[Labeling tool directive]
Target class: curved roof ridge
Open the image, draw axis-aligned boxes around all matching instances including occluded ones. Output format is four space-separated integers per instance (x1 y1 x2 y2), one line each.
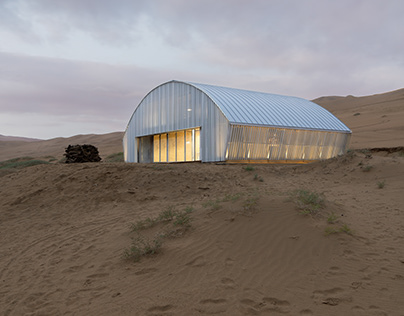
184 81 351 133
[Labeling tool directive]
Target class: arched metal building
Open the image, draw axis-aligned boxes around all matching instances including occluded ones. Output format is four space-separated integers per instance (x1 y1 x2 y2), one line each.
123 80 351 163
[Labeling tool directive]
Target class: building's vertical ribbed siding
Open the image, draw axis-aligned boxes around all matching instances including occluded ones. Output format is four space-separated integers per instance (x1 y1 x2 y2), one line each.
123 82 229 162
226 124 351 161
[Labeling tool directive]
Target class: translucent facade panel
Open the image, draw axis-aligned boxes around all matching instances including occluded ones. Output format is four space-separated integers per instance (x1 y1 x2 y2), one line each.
195 128 200 161
176 130 185 162
145 128 201 163
186 130 193 161
226 125 350 161
160 133 167 162
153 135 160 162
168 132 176 162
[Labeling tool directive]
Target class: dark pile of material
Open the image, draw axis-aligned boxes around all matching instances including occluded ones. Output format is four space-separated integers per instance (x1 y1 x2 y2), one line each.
64 144 102 163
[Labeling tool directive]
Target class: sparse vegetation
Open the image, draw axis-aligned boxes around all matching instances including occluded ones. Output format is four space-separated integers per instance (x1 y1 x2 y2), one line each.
202 199 222 210
130 216 157 232
290 189 325 215
125 206 194 262
104 152 124 162
324 227 339 235
362 165 373 172
123 234 163 262
0 157 50 171
244 165 254 171
221 193 242 202
242 196 259 213
253 174 264 182
339 224 352 234
327 212 339 224
325 224 353 235
377 180 385 189
131 206 193 232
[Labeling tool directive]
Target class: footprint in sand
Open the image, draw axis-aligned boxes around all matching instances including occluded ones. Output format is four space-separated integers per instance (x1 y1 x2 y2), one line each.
197 298 228 314
239 296 291 314
312 287 352 306
134 267 157 275
147 304 175 315
220 277 236 289
185 255 206 267
299 309 313 315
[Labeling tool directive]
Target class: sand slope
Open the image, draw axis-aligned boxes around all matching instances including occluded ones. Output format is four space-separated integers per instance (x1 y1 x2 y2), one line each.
313 88 404 149
1 88 404 315
1 150 403 315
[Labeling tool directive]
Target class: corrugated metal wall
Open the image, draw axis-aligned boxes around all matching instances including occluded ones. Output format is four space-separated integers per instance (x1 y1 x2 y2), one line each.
124 81 229 162
226 125 351 161
124 80 351 163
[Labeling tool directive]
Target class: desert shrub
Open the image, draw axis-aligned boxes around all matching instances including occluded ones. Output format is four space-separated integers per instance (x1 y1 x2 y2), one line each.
325 224 353 235
125 206 194 261
327 212 338 224
362 165 373 172
253 174 264 182
222 193 242 202
290 189 325 215
123 234 163 262
243 197 259 212
130 217 157 232
202 200 222 210
377 180 385 189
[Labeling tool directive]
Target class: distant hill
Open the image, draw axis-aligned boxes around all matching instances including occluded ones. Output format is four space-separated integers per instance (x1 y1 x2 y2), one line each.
0 132 124 162
0 135 42 142
312 88 404 149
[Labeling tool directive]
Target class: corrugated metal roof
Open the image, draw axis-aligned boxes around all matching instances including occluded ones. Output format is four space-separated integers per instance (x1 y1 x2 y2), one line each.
185 81 351 133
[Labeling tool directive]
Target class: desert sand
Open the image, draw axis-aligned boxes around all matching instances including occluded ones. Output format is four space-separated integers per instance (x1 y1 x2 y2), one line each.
1 89 404 315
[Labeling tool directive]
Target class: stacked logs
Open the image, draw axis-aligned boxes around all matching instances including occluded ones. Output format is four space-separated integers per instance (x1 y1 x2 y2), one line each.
64 144 102 163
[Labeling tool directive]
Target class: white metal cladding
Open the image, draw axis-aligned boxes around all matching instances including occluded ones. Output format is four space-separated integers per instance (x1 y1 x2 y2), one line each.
226 125 351 161
124 80 352 163
124 81 229 162
188 82 351 133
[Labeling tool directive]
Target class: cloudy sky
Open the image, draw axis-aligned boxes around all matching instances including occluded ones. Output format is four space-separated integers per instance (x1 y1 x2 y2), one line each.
1 0 403 139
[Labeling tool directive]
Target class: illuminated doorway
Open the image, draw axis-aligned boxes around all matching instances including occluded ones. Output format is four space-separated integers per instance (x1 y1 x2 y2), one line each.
153 127 200 162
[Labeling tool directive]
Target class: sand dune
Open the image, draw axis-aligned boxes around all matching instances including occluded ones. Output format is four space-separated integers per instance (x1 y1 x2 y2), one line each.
1 151 403 315
1 89 404 315
313 88 404 149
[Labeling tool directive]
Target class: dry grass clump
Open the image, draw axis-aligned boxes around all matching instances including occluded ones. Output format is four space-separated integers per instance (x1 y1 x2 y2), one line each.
124 206 194 262
290 189 325 215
